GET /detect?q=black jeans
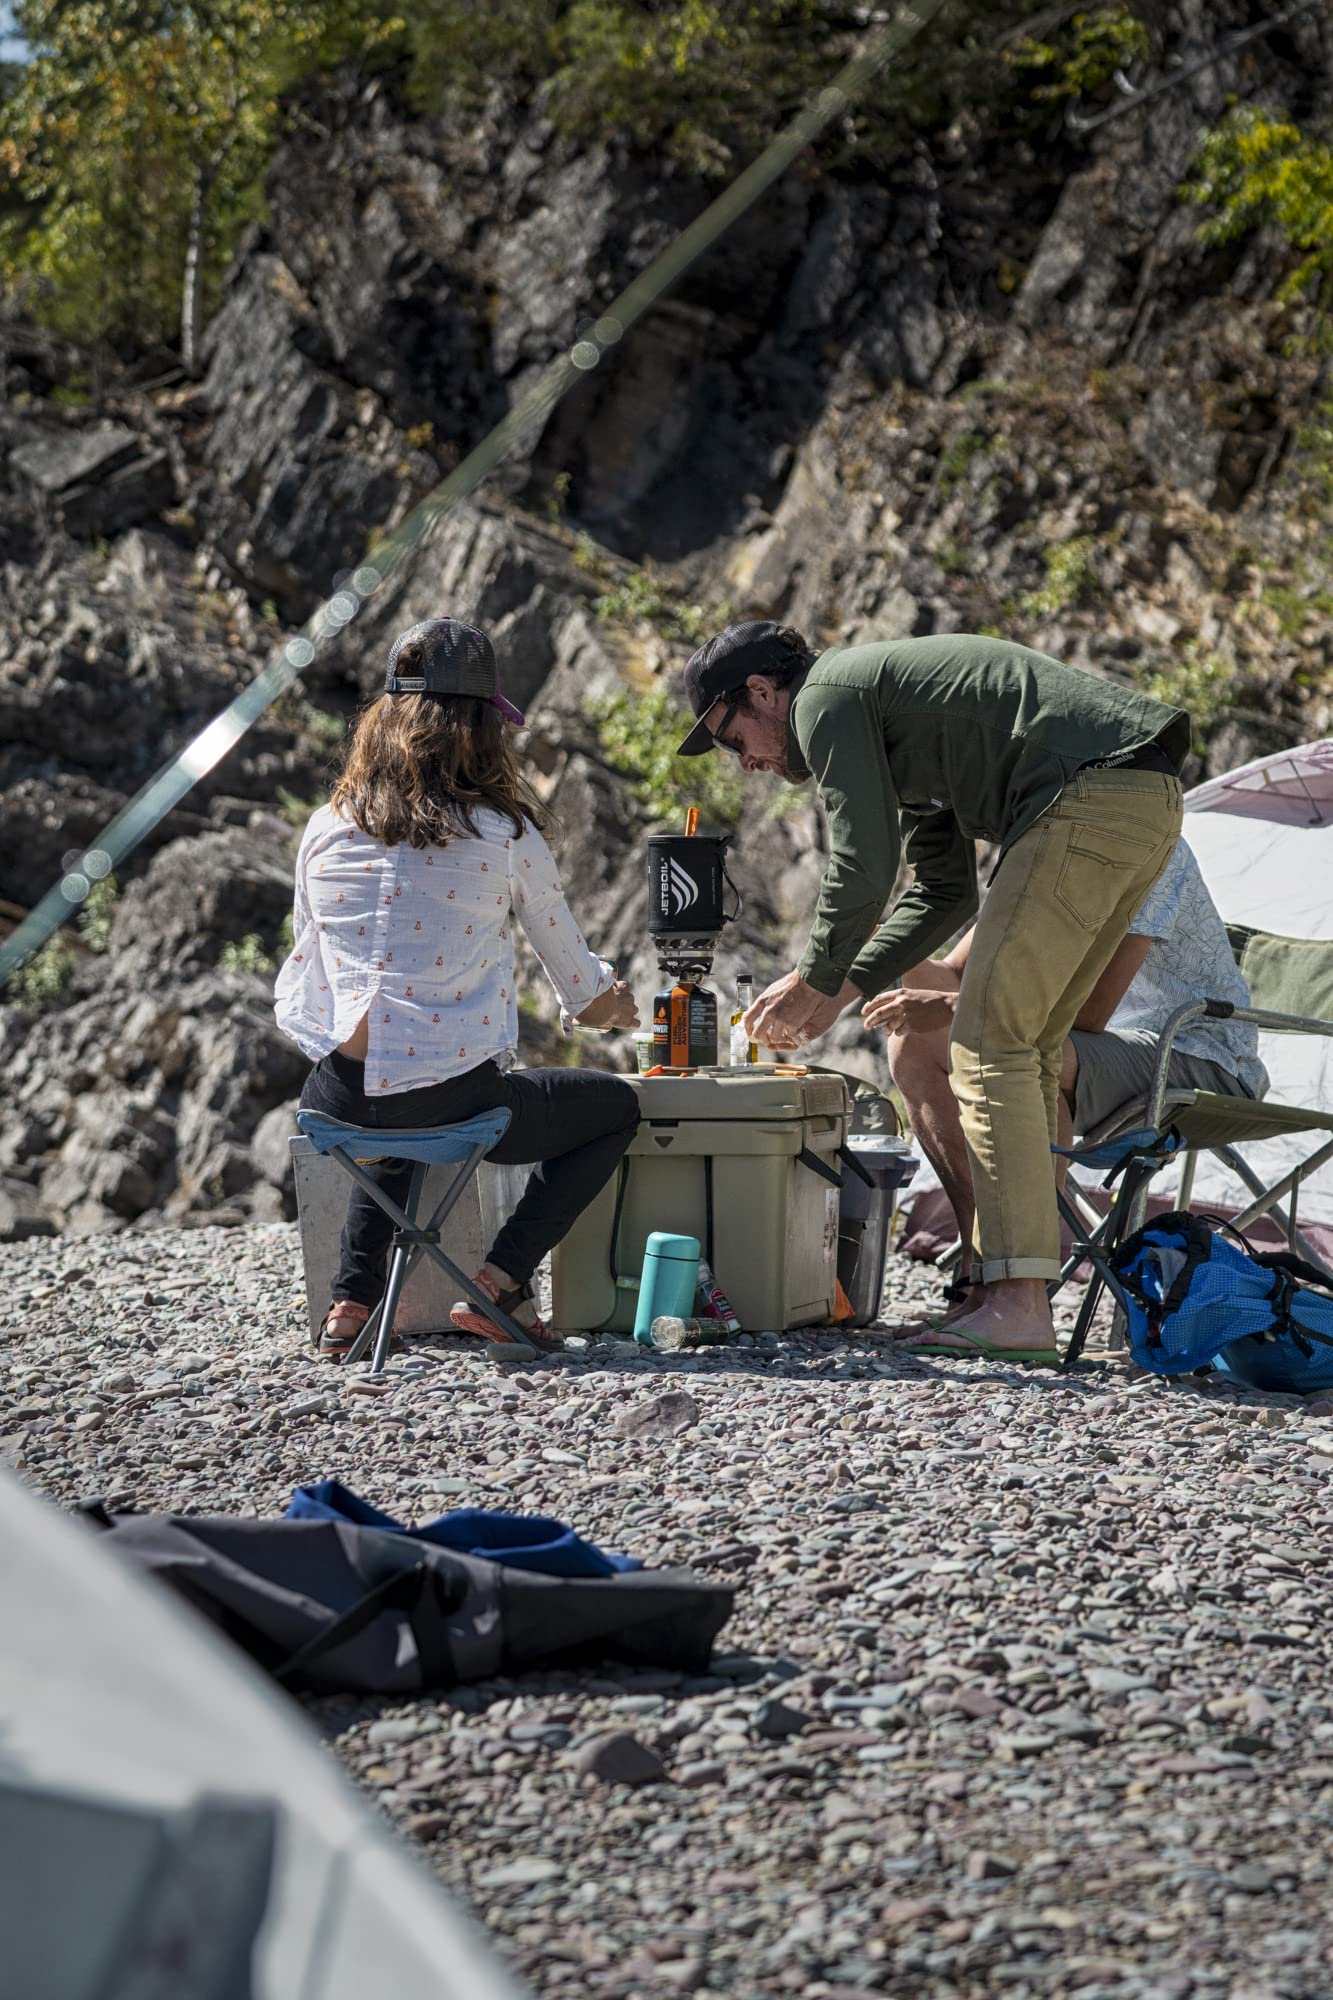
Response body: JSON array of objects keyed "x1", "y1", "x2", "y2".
[{"x1": 300, "y1": 1051, "x2": 640, "y2": 1309}]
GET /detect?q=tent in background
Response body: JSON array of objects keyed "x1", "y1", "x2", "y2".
[
  {"x1": 0, "y1": 1468, "x2": 526, "y2": 2000},
  {"x1": 1181, "y1": 738, "x2": 1333, "y2": 1249},
  {"x1": 1183, "y1": 739, "x2": 1333, "y2": 938}
]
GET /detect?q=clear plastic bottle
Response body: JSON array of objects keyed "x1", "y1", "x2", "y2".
[{"x1": 729, "y1": 972, "x2": 757, "y2": 1066}]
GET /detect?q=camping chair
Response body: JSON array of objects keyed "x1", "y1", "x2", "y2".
[
  {"x1": 295, "y1": 1109, "x2": 537, "y2": 1374},
  {"x1": 1056, "y1": 926, "x2": 1333, "y2": 1369}
]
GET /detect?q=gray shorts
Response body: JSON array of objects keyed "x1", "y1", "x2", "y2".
[{"x1": 1068, "y1": 1026, "x2": 1253, "y2": 1137}]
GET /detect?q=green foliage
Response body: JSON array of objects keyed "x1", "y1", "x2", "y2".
[
  {"x1": 276, "y1": 784, "x2": 322, "y2": 827},
  {"x1": 1184, "y1": 107, "x2": 1333, "y2": 309},
  {"x1": 0, "y1": 0, "x2": 396, "y2": 347},
  {"x1": 78, "y1": 873, "x2": 119, "y2": 953},
  {"x1": 220, "y1": 931, "x2": 275, "y2": 974},
  {"x1": 4, "y1": 936, "x2": 75, "y2": 1010},
  {"x1": 588, "y1": 685, "x2": 744, "y2": 826},
  {"x1": 594, "y1": 566, "x2": 729, "y2": 647},
  {"x1": 1139, "y1": 644, "x2": 1232, "y2": 754},
  {"x1": 1291, "y1": 399, "x2": 1333, "y2": 504},
  {"x1": 278, "y1": 911, "x2": 295, "y2": 955},
  {"x1": 299, "y1": 703, "x2": 346, "y2": 750},
  {"x1": 1019, "y1": 537, "x2": 1101, "y2": 618},
  {"x1": 1259, "y1": 579, "x2": 1333, "y2": 637},
  {"x1": 573, "y1": 532, "x2": 608, "y2": 576},
  {"x1": 1006, "y1": 4, "x2": 1150, "y2": 103},
  {"x1": 546, "y1": 470, "x2": 571, "y2": 526},
  {"x1": 937, "y1": 429, "x2": 992, "y2": 495},
  {"x1": 403, "y1": 0, "x2": 803, "y2": 169},
  {"x1": 51, "y1": 373, "x2": 93, "y2": 408},
  {"x1": 402, "y1": 0, "x2": 1069, "y2": 175},
  {"x1": 1, "y1": 0, "x2": 1155, "y2": 349},
  {"x1": 935, "y1": 536, "x2": 974, "y2": 576}
]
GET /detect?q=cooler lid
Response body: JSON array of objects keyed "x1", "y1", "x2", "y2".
[{"x1": 632, "y1": 1069, "x2": 849, "y2": 1122}]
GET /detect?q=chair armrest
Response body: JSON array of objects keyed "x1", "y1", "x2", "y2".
[
  {"x1": 1146, "y1": 998, "x2": 1333, "y2": 1133},
  {"x1": 1222, "y1": 1004, "x2": 1333, "y2": 1040},
  {"x1": 1145, "y1": 1002, "x2": 1211, "y2": 1133}
]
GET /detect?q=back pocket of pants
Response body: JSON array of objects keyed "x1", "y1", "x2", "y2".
[{"x1": 1053, "y1": 823, "x2": 1159, "y2": 932}]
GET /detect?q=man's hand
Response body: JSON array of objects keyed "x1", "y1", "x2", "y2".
[
  {"x1": 861, "y1": 988, "x2": 957, "y2": 1037},
  {"x1": 575, "y1": 980, "x2": 639, "y2": 1032},
  {"x1": 744, "y1": 972, "x2": 858, "y2": 1051}
]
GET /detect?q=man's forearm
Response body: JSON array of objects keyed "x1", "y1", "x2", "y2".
[{"x1": 849, "y1": 892, "x2": 980, "y2": 1000}]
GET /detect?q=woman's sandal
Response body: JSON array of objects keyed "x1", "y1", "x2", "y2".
[
  {"x1": 313, "y1": 1301, "x2": 403, "y2": 1363},
  {"x1": 450, "y1": 1273, "x2": 562, "y2": 1359}
]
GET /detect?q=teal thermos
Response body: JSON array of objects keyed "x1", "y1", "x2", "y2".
[{"x1": 633, "y1": 1231, "x2": 702, "y2": 1345}]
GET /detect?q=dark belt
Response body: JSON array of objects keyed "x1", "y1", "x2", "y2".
[{"x1": 1078, "y1": 741, "x2": 1178, "y2": 777}]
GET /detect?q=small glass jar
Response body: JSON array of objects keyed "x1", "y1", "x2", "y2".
[{"x1": 632, "y1": 1029, "x2": 657, "y2": 1075}]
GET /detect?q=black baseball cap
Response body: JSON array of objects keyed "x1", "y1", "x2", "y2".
[
  {"x1": 385, "y1": 618, "x2": 525, "y2": 724},
  {"x1": 676, "y1": 621, "x2": 803, "y2": 757}
]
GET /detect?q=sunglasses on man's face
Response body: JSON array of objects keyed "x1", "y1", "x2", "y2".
[{"x1": 710, "y1": 693, "x2": 745, "y2": 756}]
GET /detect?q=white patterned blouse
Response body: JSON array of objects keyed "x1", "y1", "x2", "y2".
[{"x1": 274, "y1": 803, "x2": 614, "y2": 1095}]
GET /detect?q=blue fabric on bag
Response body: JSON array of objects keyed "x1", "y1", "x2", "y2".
[
  {"x1": 286, "y1": 1479, "x2": 641, "y2": 1578},
  {"x1": 1112, "y1": 1212, "x2": 1333, "y2": 1391}
]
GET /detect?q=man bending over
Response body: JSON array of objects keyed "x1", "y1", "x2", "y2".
[{"x1": 675, "y1": 620, "x2": 1188, "y2": 1363}]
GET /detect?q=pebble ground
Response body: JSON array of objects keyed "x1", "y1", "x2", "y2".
[{"x1": 5, "y1": 1221, "x2": 1333, "y2": 2000}]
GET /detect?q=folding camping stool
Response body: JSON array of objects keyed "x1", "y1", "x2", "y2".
[{"x1": 295, "y1": 1109, "x2": 535, "y2": 1374}]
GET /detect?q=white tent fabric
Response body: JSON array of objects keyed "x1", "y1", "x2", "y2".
[
  {"x1": 1182, "y1": 739, "x2": 1333, "y2": 938},
  {"x1": 0, "y1": 1468, "x2": 526, "y2": 2000},
  {"x1": 1180, "y1": 739, "x2": 1333, "y2": 1235}
]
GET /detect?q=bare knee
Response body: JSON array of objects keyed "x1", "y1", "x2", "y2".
[{"x1": 887, "y1": 1030, "x2": 949, "y2": 1095}]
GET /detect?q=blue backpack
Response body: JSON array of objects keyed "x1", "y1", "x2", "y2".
[{"x1": 1110, "y1": 1210, "x2": 1333, "y2": 1392}]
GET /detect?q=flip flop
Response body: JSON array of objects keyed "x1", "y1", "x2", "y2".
[
  {"x1": 901, "y1": 1325, "x2": 1060, "y2": 1366},
  {"x1": 879, "y1": 1315, "x2": 956, "y2": 1343}
]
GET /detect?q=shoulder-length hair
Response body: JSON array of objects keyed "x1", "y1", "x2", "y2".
[{"x1": 331, "y1": 675, "x2": 556, "y2": 850}]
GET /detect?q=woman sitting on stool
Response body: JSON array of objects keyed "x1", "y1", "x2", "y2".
[{"x1": 275, "y1": 617, "x2": 640, "y2": 1358}]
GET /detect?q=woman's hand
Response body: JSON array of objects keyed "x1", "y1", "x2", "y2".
[
  {"x1": 574, "y1": 980, "x2": 640, "y2": 1032},
  {"x1": 861, "y1": 988, "x2": 957, "y2": 1037}
]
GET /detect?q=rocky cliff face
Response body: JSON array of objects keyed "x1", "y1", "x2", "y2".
[{"x1": 3, "y1": 0, "x2": 1331, "y2": 1238}]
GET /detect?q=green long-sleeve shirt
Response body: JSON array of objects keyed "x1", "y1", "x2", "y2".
[{"x1": 789, "y1": 635, "x2": 1189, "y2": 998}]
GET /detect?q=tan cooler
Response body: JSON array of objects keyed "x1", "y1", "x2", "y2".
[{"x1": 551, "y1": 1069, "x2": 850, "y2": 1334}]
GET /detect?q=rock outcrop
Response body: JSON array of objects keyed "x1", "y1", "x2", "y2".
[{"x1": 2, "y1": 0, "x2": 1331, "y2": 1233}]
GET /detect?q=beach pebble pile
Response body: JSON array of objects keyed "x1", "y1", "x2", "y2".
[{"x1": 6, "y1": 1220, "x2": 1333, "y2": 1999}]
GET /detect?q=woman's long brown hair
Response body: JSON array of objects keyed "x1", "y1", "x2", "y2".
[{"x1": 332, "y1": 667, "x2": 555, "y2": 850}]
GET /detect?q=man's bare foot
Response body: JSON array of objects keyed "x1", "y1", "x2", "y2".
[
  {"x1": 888, "y1": 1277, "x2": 981, "y2": 1340},
  {"x1": 913, "y1": 1278, "x2": 1056, "y2": 1356}
]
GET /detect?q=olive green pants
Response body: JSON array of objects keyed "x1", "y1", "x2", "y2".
[{"x1": 949, "y1": 768, "x2": 1183, "y2": 1284}]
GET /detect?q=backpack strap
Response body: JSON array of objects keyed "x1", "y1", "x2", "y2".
[{"x1": 1111, "y1": 1209, "x2": 1216, "y2": 1335}]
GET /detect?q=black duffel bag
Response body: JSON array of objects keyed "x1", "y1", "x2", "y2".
[{"x1": 82, "y1": 1507, "x2": 735, "y2": 1696}]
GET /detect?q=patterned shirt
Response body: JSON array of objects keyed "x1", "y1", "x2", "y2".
[
  {"x1": 274, "y1": 803, "x2": 613, "y2": 1094},
  {"x1": 1116, "y1": 839, "x2": 1268, "y2": 1097}
]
